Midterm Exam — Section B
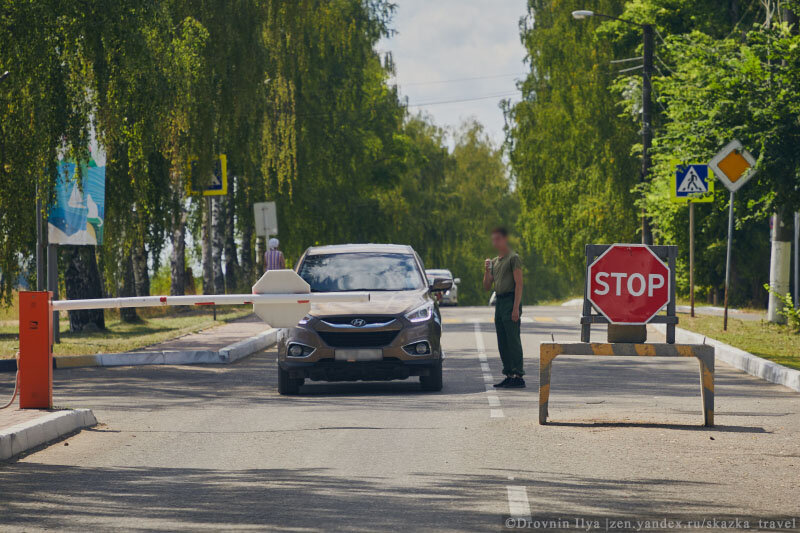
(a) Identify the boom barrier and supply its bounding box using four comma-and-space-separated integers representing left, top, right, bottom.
16, 269, 369, 409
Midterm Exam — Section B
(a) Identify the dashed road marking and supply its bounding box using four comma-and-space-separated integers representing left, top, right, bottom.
474, 322, 505, 419
506, 485, 532, 518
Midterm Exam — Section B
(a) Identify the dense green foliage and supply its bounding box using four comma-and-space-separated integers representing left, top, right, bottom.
507, 0, 800, 305
506, 0, 641, 284
0, 0, 540, 309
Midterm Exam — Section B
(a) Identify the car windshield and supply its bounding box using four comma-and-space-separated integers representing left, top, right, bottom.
298, 252, 426, 292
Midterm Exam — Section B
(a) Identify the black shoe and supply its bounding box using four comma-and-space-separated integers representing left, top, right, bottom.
493, 377, 512, 388
506, 377, 526, 388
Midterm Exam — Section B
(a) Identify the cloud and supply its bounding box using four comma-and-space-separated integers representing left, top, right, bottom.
380, 0, 528, 146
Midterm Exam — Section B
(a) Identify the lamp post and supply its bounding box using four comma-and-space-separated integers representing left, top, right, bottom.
572, 10, 654, 245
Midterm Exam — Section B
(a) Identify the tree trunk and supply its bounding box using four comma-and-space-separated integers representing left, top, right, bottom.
119, 254, 139, 323
240, 216, 254, 285
224, 181, 239, 292
63, 246, 105, 332
212, 196, 225, 294
132, 239, 150, 296
170, 208, 187, 296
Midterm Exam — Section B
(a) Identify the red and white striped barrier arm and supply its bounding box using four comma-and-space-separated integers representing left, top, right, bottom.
51, 292, 369, 311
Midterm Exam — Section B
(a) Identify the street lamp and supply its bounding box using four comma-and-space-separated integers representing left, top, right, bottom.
572, 10, 654, 245
0, 71, 9, 83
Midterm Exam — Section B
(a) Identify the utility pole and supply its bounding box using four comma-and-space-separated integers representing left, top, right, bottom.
768, 210, 792, 323
641, 24, 654, 245
795, 212, 799, 309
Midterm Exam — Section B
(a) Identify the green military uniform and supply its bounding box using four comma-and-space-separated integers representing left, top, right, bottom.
491, 252, 524, 377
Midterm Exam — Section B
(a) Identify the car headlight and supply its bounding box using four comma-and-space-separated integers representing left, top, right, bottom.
405, 303, 433, 323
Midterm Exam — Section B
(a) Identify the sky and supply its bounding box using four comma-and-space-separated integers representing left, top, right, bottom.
379, 0, 529, 148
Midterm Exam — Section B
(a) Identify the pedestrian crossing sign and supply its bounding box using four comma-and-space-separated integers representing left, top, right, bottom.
670, 162, 714, 203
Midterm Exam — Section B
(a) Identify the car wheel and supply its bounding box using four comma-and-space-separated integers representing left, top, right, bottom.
420, 360, 443, 392
278, 366, 302, 395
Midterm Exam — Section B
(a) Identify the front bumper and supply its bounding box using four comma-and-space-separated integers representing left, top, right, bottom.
278, 316, 441, 382
279, 358, 439, 381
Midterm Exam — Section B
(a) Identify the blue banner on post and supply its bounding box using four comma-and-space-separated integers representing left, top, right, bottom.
47, 161, 105, 245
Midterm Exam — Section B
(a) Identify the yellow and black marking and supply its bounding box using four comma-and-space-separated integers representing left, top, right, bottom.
539, 342, 714, 427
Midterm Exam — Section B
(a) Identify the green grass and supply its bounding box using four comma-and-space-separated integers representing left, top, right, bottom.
0, 306, 251, 359
679, 314, 800, 371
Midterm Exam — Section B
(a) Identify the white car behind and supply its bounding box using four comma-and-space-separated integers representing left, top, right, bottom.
425, 269, 459, 306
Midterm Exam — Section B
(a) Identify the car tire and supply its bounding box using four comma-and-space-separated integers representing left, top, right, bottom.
278, 366, 302, 395
420, 360, 443, 392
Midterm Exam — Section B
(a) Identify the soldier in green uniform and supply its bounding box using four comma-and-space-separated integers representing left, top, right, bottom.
483, 227, 525, 388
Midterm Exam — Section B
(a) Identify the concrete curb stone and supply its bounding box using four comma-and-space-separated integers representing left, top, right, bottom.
0, 409, 97, 461
654, 324, 800, 393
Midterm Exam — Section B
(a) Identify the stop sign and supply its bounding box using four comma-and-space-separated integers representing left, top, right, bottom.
588, 244, 670, 324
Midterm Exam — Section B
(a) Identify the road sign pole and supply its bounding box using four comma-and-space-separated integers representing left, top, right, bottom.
47, 243, 59, 344
723, 191, 735, 330
689, 201, 695, 318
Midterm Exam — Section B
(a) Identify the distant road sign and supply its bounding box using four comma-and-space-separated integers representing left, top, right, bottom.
254, 201, 278, 237
588, 244, 671, 324
709, 140, 756, 192
671, 163, 714, 203
190, 154, 228, 196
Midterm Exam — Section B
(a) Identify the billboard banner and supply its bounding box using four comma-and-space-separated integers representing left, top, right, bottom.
47, 160, 105, 245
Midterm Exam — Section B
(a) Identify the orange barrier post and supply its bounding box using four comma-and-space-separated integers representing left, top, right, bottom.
18, 291, 53, 409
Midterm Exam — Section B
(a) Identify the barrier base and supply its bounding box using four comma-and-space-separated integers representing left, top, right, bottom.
539, 342, 714, 427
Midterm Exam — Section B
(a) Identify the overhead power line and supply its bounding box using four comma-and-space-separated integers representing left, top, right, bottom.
397, 73, 525, 86
407, 92, 520, 107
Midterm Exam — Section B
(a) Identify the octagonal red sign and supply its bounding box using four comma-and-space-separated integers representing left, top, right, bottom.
588, 244, 671, 324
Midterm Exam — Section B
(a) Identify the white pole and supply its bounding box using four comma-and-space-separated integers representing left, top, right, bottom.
723, 191, 734, 331
52, 292, 369, 312
795, 211, 799, 309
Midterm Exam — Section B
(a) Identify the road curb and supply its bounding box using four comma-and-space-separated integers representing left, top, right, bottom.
0, 328, 279, 372
0, 409, 97, 461
654, 324, 800, 392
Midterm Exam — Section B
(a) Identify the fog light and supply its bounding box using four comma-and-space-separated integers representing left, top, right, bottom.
415, 342, 429, 355
288, 344, 304, 357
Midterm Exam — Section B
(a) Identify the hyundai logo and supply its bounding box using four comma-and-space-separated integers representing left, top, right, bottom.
350, 318, 366, 327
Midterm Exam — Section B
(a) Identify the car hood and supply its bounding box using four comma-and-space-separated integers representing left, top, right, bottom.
309, 289, 429, 317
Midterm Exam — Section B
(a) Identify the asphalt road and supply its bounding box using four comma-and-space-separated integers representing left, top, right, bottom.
1, 305, 799, 532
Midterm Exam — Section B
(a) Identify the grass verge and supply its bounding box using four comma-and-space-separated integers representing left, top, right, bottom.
679, 314, 800, 371
0, 306, 251, 359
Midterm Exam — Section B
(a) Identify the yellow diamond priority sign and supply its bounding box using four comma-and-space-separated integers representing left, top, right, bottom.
708, 140, 756, 192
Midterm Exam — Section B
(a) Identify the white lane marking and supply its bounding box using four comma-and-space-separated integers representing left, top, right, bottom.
474, 322, 505, 419
557, 316, 576, 324
506, 485, 532, 518
521, 316, 534, 323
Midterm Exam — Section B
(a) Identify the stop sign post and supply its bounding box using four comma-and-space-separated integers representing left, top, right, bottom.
581, 244, 678, 343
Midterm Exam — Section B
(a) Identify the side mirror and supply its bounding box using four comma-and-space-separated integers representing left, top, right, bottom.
453, 278, 461, 285
430, 277, 453, 292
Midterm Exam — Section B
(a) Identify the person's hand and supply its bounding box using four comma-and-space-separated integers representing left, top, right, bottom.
484, 259, 492, 272
511, 308, 520, 322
